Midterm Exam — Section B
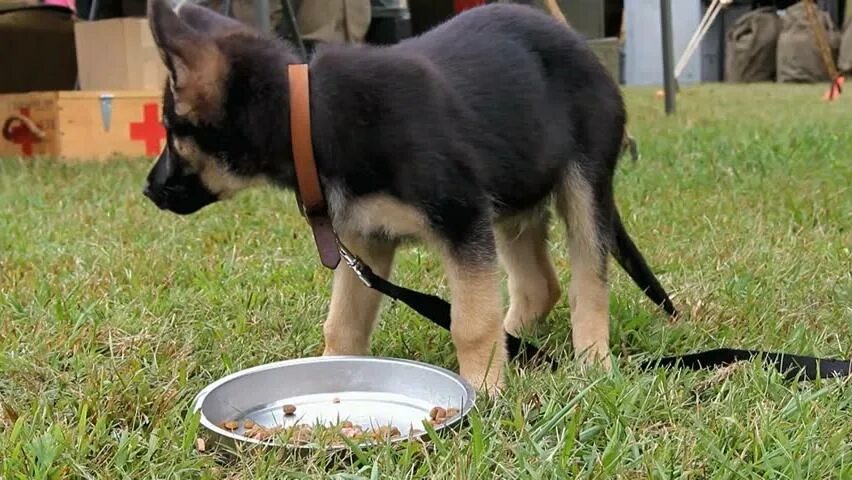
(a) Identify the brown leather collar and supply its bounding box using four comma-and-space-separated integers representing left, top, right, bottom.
288, 64, 340, 269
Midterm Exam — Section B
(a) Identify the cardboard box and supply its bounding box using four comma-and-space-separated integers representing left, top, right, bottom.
74, 18, 169, 91
1, 90, 165, 161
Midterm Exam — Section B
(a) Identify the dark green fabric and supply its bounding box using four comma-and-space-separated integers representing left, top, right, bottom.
197, 0, 371, 43
777, 1, 840, 83
725, 7, 780, 82
196, 0, 282, 32
839, 17, 852, 74
0, 6, 77, 93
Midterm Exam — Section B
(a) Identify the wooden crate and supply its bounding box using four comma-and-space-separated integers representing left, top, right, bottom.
0, 90, 164, 161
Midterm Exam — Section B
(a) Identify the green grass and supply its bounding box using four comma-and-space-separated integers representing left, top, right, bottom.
1, 84, 850, 479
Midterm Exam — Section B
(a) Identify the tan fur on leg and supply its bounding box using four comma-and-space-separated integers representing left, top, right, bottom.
496, 212, 561, 337
322, 235, 396, 356
556, 173, 612, 369
566, 254, 610, 368
443, 256, 507, 394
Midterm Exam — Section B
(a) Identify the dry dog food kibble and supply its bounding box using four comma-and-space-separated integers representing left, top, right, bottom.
244, 423, 284, 441
291, 421, 404, 446
221, 412, 437, 447
287, 425, 313, 445
340, 426, 362, 438
425, 405, 462, 427
429, 406, 447, 421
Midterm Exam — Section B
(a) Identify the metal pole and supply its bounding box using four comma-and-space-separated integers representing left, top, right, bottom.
282, 0, 307, 61
660, 0, 676, 114
254, 0, 271, 33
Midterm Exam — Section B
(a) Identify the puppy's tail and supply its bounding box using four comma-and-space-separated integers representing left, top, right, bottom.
611, 208, 678, 318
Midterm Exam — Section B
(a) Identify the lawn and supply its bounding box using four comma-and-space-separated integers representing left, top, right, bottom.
1, 84, 850, 479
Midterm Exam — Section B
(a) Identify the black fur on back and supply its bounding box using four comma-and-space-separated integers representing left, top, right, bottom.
170, 5, 626, 241
151, 2, 678, 320
304, 5, 625, 248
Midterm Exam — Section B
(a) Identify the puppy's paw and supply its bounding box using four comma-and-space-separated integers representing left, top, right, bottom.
460, 364, 505, 397
575, 345, 612, 373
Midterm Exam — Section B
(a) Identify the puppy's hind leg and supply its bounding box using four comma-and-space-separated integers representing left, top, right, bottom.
323, 234, 397, 356
555, 169, 613, 369
496, 208, 562, 337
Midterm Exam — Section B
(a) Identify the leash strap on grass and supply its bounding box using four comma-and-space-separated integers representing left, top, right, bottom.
336, 245, 850, 381
643, 348, 852, 380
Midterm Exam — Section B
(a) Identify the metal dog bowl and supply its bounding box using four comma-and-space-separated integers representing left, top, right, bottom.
193, 356, 476, 450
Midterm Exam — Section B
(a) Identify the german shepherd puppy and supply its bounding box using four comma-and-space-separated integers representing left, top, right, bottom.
142, 0, 677, 393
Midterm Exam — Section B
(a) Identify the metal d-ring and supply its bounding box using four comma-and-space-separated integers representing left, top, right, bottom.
337, 241, 372, 288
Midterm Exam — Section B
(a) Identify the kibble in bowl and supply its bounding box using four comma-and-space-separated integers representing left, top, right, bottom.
220, 403, 464, 448
193, 356, 476, 450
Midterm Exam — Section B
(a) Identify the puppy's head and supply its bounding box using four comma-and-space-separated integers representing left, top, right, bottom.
143, 0, 299, 215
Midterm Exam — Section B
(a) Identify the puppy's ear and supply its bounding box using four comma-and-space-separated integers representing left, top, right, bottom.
148, 0, 205, 87
176, 0, 256, 36
147, 0, 228, 122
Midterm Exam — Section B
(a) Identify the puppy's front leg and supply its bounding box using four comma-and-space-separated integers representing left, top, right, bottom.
323, 235, 396, 356
442, 236, 507, 395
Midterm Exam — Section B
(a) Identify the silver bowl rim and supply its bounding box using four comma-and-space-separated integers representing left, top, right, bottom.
192, 355, 477, 449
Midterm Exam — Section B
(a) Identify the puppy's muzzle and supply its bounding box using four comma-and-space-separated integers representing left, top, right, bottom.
143, 182, 168, 210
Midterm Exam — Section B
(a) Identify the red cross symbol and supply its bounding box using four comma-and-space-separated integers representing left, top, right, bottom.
3, 108, 41, 157
130, 103, 166, 156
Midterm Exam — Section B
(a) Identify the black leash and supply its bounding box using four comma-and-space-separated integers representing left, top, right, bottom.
644, 348, 851, 381
337, 244, 851, 381
338, 245, 558, 369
